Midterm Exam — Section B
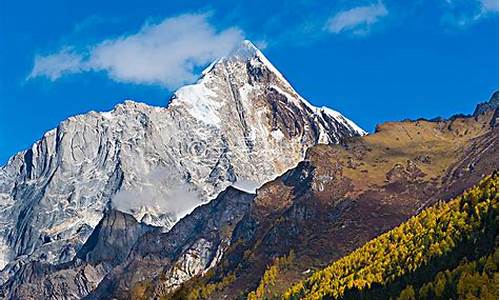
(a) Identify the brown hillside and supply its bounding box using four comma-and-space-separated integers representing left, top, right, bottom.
173, 107, 499, 299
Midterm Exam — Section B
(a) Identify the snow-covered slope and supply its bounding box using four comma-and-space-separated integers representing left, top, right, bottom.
0, 40, 365, 283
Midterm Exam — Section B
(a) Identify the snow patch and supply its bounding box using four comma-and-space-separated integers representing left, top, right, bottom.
227, 40, 259, 61
321, 107, 366, 136
231, 178, 260, 194
100, 111, 114, 119
0, 239, 13, 271
201, 59, 219, 76
271, 129, 285, 141
172, 82, 222, 126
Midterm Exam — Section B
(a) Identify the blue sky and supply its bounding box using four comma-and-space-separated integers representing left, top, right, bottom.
0, 0, 498, 164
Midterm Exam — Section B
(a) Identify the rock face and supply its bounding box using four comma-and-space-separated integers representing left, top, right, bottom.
0, 40, 364, 288
0, 210, 153, 300
75, 210, 153, 267
473, 91, 499, 116
91, 186, 255, 299
1, 187, 254, 300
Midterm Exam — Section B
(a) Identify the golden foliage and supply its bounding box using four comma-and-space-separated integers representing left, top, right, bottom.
283, 173, 498, 300
247, 250, 296, 300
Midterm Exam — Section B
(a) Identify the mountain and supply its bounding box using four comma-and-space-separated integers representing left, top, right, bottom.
0, 40, 364, 292
282, 173, 498, 300
0, 188, 254, 300
94, 187, 255, 299
0, 210, 153, 299
156, 96, 498, 299
61, 93, 497, 300
473, 91, 499, 116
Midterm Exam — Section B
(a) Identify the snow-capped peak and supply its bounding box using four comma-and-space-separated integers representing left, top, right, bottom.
169, 39, 366, 139
199, 40, 259, 76
0, 39, 365, 285
223, 40, 289, 85
227, 40, 260, 61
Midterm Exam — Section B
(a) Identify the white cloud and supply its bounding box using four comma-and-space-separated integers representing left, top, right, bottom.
479, 0, 499, 13
442, 0, 498, 27
28, 48, 85, 80
325, 2, 388, 35
28, 13, 244, 89
111, 167, 202, 222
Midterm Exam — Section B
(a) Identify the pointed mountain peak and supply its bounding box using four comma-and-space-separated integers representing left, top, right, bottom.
222, 39, 290, 86
200, 40, 260, 74
197, 39, 287, 86
227, 40, 260, 60
170, 39, 365, 137
198, 40, 261, 77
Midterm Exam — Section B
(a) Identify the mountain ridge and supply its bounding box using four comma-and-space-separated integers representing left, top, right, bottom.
0, 40, 364, 292
160, 99, 498, 299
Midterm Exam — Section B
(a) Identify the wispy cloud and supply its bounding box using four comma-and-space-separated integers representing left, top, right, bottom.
442, 0, 498, 27
28, 48, 85, 80
28, 13, 244, 89
479, 0, 499, 12
111, 167, 203, 223
325, 2, 388, 35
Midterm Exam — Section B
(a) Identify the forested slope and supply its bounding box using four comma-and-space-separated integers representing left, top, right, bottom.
282, 173, 498, 300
